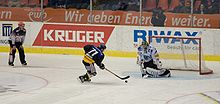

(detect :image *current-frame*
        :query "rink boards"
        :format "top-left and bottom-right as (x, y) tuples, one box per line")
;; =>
(0, 21), (220, 61)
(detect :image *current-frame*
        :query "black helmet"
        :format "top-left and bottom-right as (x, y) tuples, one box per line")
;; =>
(98, 43), (106, 50)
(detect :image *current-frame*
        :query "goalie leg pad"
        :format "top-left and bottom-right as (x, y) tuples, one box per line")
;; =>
(159, 69), (171, 77)
(145, 68), (171, 78)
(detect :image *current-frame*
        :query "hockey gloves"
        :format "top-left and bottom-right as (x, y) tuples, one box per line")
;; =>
(99, 63), (105, 70)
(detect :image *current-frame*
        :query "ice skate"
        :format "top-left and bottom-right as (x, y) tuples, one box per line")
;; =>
(164, 72), (171, 77)
(83, 73), (91, 82)
(142, 74), (146, 78)
(78, 76), (85, 83)
(78, 74), (91, 83)
(22, 62), (27, 66)
(159, 69), (171, 77)
(8, 63), (14, 66)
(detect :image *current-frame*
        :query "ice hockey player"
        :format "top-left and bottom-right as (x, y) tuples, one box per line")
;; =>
(78, 43), (106, 83)
(8, 21), (27, 66)
(137, 40), (171, 78)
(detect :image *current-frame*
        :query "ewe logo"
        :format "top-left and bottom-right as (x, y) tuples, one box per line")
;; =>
(33, 24), (114, 48)
(133, 30), (199, 44)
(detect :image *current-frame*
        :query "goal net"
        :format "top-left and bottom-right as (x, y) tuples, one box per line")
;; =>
(149, 36), (213, 75)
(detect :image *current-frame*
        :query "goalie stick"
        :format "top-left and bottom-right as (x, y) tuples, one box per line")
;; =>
(139, 62), (145, 76)
(105, 68), (130, 80)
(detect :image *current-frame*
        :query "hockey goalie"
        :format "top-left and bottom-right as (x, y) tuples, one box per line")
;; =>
(137, 41), (171, 78)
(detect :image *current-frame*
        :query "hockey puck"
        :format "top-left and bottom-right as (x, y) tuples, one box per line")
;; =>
(125, 80), (128, 83)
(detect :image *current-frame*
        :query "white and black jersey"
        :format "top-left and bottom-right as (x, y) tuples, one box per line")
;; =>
(8, 26), (27, 66)
(138, 44), (159, 63)
(8, 27), (26, 45)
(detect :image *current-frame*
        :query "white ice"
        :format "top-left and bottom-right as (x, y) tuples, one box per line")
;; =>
(0, 52), (220, 104)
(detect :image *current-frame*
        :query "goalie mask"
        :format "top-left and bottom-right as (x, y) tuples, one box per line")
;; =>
(141, 41), (149, 49)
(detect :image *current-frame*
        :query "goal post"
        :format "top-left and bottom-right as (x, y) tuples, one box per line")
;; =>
(148, 36), (213, 75)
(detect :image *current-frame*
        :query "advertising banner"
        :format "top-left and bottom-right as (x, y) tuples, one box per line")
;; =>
(1, 8), (220, 28)
(33, 24), (114, 48)
(0, 22), (220, 60)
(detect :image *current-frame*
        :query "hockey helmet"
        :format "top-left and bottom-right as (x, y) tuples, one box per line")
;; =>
(98, 43), (106, 50)
(18, 21), (25, 27)
(141, 40), (149, 46)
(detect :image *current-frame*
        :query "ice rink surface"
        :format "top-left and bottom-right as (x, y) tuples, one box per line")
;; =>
(0, 52), (220, 104)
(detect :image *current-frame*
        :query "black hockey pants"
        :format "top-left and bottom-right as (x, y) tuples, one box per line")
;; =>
(8, 40), (26, 64)
(143, 60), (159, 70)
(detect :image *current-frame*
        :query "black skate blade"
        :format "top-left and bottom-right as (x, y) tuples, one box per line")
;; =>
(12, 65), (29, 68)
(77, 77), (92, 83)
(77, 77), (84, 83)
(77, 78), (84, 83)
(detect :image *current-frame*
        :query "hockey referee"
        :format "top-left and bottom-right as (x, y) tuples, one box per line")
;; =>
(8, 21), (27, 66)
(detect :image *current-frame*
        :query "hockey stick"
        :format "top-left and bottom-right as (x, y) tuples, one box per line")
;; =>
(139, 63), (145, 75)
(105, 68), (130, 80)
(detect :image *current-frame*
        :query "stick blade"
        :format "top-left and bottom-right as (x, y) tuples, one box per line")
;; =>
(120, 76), (130, 80)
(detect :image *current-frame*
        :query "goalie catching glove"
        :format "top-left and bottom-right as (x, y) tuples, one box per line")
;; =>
(99, 63), (105, 70)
